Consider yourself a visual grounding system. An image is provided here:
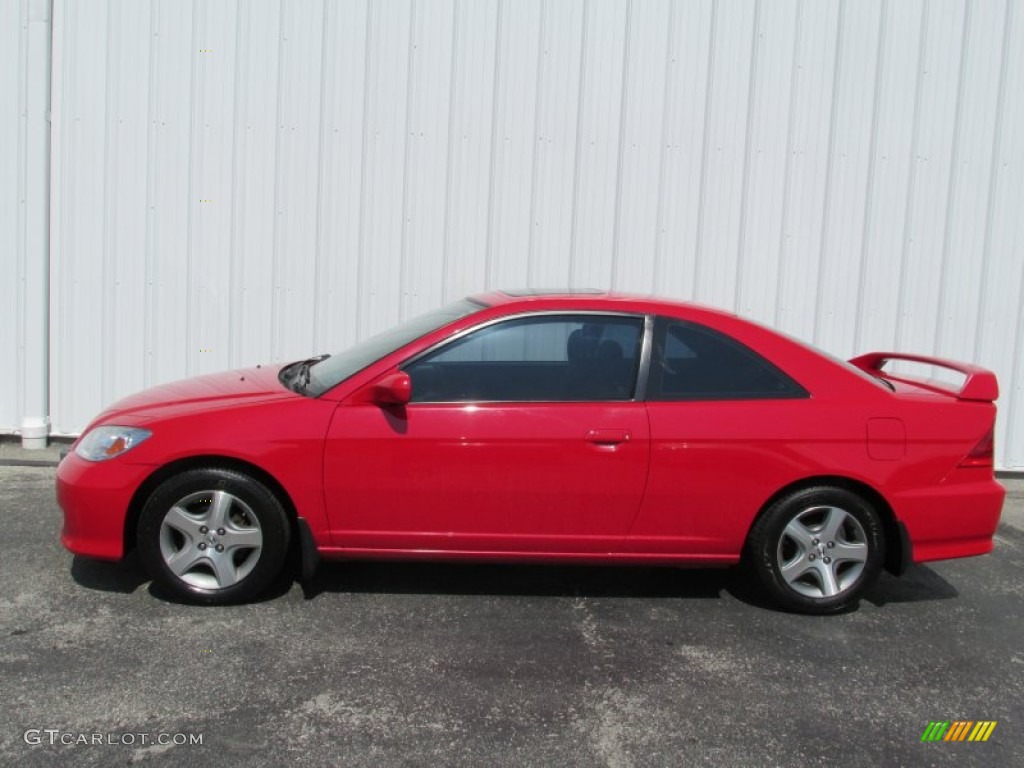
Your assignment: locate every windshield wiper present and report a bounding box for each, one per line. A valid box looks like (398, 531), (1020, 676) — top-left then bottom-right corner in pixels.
(290, 354), (331, 394)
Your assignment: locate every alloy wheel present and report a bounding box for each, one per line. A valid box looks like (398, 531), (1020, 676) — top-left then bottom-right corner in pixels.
(158, 489), (264, 590)
(775, 505), (869, 599)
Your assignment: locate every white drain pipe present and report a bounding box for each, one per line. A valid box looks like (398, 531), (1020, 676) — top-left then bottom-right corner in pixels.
(21, 0), (51, 449)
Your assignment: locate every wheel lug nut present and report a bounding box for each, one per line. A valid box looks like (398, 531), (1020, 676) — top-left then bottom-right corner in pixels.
(198, 543), (207, 551)
(823, 557), (831, 564)
(217, 528), (226, 536)
(812, 539), (819, 545)
(215, 544), (224, 553)
(827, 541), (835, 548)
(199, 526), (208, 534)
(809, 554), (816, 561)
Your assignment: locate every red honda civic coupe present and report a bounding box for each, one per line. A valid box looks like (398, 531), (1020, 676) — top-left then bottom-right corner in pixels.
(57, 290), (1005, 614)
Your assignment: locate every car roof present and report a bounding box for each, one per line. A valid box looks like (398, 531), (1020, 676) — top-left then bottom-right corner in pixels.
(471, 288), (733, 318)
(492, 288), (608, 298)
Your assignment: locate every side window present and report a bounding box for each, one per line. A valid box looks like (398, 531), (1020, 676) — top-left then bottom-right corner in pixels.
(649, 318), (807, 400)
(403, 314), (644, 403)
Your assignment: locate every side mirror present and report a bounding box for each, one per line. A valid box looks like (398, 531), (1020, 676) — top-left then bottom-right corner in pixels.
(372, 372), (412, 405)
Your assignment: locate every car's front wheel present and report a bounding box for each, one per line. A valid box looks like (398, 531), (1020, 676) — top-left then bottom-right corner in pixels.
(745, 486), (885, 614)
(137, 468), (291, 604)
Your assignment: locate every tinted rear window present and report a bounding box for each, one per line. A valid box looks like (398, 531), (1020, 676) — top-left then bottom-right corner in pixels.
(648, 318), (808, 400)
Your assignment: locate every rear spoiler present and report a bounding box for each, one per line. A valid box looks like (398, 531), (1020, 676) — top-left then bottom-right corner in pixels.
(848, 352), (999, 402)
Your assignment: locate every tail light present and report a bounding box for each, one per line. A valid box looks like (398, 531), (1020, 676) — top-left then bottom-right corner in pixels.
(959, 427), (994, 468)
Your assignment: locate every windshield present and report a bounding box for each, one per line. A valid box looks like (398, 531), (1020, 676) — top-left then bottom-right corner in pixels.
(302, 298), (484, 396)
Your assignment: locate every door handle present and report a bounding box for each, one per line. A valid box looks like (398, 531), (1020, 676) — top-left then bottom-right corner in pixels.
(585, 429), (631, 446)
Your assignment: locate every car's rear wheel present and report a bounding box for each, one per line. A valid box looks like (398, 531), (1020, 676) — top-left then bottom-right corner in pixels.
(137, 468), (291, 604)
(745, 486), (885, 614)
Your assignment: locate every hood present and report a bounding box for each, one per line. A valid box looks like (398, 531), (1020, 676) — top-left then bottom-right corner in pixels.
(92, 364), (297, 425)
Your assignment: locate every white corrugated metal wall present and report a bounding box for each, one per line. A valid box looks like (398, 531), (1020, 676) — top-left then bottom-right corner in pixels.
(2, 0), (1023, 468)
(1, 0), (51, 446)
(0, 0), (22, 437)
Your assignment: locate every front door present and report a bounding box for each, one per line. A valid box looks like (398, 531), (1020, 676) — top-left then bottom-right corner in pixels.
(322, 312), (650, 555)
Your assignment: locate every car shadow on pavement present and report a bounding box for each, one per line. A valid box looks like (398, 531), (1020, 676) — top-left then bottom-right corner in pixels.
(70, 552), (298, 605)
(68, 554), (960, 612)
(862, 565), (959, 607)
(301, 561), (731, 601)
(70, 551), (149, 594)
(298, 560), (961, 613)
(298, 561), (798, 612)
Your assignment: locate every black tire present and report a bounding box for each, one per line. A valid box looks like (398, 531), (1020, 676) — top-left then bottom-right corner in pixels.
(745, 486), (885, 615)
(137, 468), (291, 605)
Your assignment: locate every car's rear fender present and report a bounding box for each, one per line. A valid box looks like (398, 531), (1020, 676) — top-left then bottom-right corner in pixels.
(749, 474), (907, 575)
(843, 373), (1004, 565)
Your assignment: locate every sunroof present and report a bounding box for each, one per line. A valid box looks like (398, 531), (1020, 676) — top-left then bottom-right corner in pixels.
(500, 288), (606, 296)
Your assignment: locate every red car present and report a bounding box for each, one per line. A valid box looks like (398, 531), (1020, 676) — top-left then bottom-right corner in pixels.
(57, 290), (1005, 613)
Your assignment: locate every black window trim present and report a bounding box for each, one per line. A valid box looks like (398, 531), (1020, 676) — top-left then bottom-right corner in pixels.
(645, 315), (810, 402)
(399, 310), (652, 405)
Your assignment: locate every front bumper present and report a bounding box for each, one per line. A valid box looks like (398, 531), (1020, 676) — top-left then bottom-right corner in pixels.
(56, 452), (155, 560)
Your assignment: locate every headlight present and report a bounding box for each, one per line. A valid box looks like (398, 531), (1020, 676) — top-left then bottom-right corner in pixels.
(75, 426), (152, 462)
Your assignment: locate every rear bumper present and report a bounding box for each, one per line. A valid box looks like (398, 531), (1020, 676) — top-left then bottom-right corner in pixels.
(56, 452), (154, 560)
(891, 477), (1006, 563)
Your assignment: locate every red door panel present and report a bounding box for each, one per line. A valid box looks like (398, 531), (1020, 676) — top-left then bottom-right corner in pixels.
(323, 402), (650, 554)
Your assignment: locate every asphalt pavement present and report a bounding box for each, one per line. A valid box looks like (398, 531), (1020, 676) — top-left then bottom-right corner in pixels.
(0, 456), (1021, 767)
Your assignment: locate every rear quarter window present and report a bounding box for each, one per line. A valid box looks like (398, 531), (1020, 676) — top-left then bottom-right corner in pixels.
(648, 318), (809, 401)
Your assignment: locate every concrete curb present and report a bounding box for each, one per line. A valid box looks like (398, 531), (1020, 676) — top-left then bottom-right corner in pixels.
(0, 438), (70, 467)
